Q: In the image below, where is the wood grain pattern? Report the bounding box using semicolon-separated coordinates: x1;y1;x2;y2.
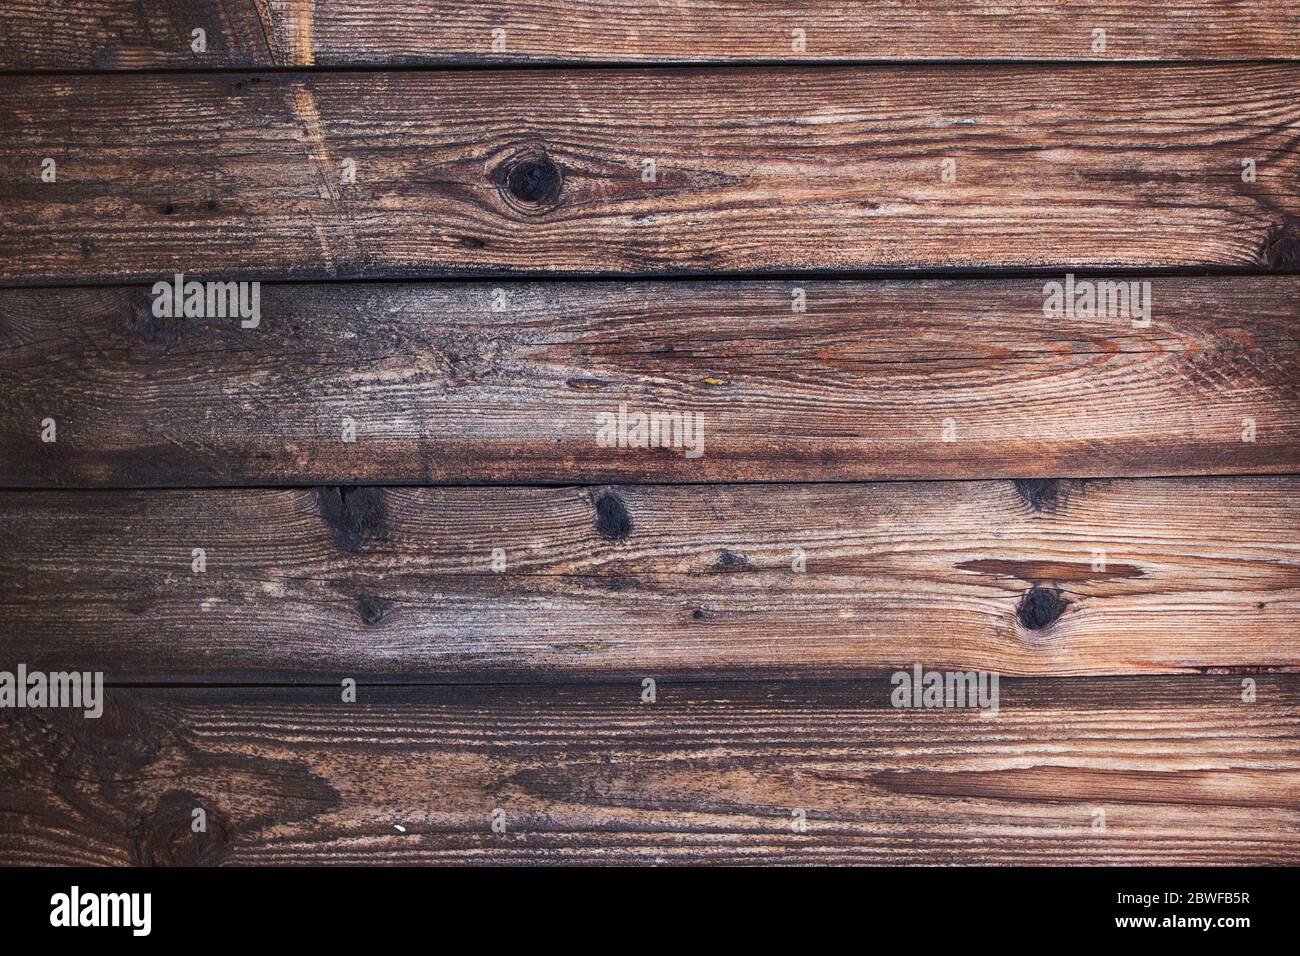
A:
4;65;1300;282
3;1;1299;69
3;678;1297;865
3;5;1298;873
3;478;1296;682
4;278;1297;486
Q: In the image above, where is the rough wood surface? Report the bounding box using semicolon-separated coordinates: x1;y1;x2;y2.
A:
4;279;1297;487
3;678;1296;865
3;478;1296;682
4;65;1300;282
3;1;1299;69
3;6;1298;872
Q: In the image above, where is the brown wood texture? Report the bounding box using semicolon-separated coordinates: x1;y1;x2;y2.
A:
4;278;1298;486
3;678;1296;865
3;478;1296;682
3;5;1299;872
3;1;1299;70
4;65;1300;282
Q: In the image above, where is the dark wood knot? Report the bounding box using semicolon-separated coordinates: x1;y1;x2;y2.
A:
1017;586;1068;630
1012;478;1060;513
496;150;562;210
132;790;230;866
593;493;632;541
1258;217;1300;270
315;486;388;553
356;594;392;625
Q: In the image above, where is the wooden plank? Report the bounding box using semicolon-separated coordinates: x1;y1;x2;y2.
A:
4;278;1297;486
3;2;1299;70
3;66;1300;282
3;678;1297;865
2;478;1296;682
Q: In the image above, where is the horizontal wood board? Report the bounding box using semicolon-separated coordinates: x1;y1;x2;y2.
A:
3;1;1299;69
2;478;1296;682
3;278;1297;486
3;678;1297;865
4;66;1300;282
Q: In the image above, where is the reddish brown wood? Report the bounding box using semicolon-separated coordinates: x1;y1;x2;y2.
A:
3;1;1298;69
3;279;1297;486
3;66;1299;281
3;678;1297;865
2;478;1296;682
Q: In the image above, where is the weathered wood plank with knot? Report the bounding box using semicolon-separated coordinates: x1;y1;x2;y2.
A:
3;66;1300;281
3;678;1297;865
1;478;1296;682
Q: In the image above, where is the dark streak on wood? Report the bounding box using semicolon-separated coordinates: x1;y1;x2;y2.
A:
956;558;1145;584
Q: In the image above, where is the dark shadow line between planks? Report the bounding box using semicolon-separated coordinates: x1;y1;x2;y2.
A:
4;471;1300;494
92;671;1300;690
4;57;1300;78
2;265;1298;293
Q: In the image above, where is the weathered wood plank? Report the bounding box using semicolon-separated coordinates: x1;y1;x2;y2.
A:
3;678;1297;865
3;66;1299;281
4;279;1297;486
2;478;1296;681
3;1;1299;70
